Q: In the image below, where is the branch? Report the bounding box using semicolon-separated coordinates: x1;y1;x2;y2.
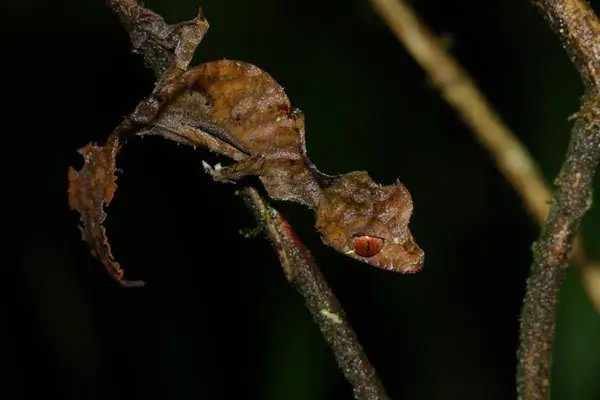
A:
102;1;390;398
370;0;599;398
370;0;599;312
518;1;600;399
242;188;390;400
519;91;599;400
371;0;552;223
532;0;600;88
106;0;208;81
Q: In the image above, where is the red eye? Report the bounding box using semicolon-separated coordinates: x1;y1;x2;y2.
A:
352;235;384;258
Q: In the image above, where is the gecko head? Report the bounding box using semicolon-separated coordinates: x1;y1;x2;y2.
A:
315;171;424;273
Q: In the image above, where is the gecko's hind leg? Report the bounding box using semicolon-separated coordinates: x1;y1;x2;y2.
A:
202;155;266;183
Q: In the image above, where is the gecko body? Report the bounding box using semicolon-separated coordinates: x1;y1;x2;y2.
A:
152;60;424;272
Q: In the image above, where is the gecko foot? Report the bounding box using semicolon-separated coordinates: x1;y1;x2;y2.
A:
202;155;266;184
201;160;222;173
202;160;234;183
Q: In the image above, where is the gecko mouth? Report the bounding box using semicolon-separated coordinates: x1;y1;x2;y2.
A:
400;260;424;274
344;243;424;273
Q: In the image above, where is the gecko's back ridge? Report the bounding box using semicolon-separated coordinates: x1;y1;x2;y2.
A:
155;59;424;273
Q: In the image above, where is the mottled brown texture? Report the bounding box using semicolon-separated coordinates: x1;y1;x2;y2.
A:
67;3;209;286
68;140;145;287
315;171;422;272
106;0;209;81
71;3;393;398
151;60;424;273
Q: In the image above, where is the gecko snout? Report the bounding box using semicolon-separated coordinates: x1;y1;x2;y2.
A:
396;232;424;273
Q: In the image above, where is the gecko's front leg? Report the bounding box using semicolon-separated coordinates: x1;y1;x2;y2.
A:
202;155;266;183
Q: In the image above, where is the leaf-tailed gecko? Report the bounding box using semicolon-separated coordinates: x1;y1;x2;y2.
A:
147;60;424;273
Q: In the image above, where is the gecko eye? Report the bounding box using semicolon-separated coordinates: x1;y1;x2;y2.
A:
352;235;384;258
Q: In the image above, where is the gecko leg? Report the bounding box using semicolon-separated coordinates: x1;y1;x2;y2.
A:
202;155;266;183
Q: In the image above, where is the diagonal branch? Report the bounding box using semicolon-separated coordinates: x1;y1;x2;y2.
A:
370;0;599;399
370;0;600;313
370;0;552;224
97;1;391;398
242;188;390;400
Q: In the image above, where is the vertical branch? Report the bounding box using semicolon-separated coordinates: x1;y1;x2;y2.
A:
519;92;599;400
518;2;600;399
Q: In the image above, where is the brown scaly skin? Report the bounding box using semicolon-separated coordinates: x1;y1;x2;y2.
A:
151;60;424;273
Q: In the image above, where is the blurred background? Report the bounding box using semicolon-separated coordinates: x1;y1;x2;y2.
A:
6;0;600;399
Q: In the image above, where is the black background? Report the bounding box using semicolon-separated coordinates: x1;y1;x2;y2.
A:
6;0;600;399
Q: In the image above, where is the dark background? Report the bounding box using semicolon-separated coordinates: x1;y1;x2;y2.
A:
6;0;600;399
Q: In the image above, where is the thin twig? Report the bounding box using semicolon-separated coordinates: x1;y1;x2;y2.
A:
370;0;552;224
369;0;600;311
105;1;390;398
